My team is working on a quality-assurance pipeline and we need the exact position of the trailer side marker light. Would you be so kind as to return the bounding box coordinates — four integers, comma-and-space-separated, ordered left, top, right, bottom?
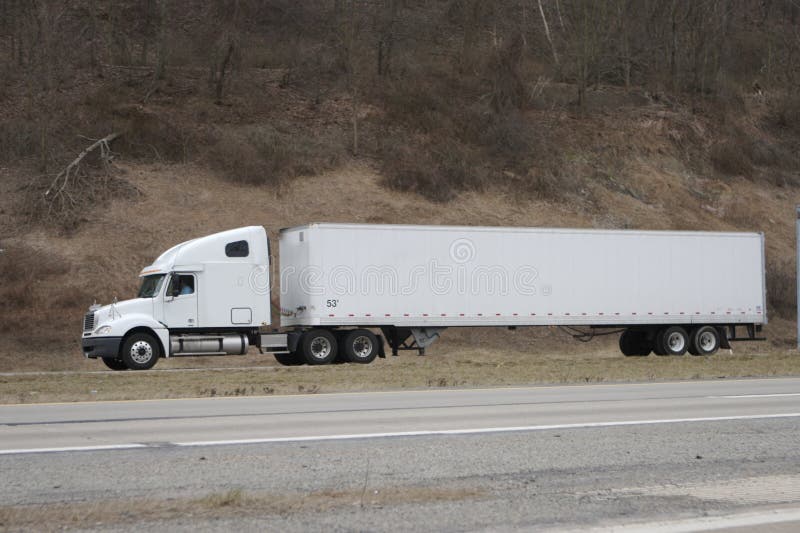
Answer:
423, 313, 429, 317
565, 313, 571, 316
459, 313, 465, 316
441, 313, 447, 317
385, 314, 391, 317
329, 314, 335, 317
478, 313, 483, 316
348, 314, 355, 317
404, 313, 409, 317
581, 313, 587, 316
496, 313, 502, 316
599, 313, 604, 315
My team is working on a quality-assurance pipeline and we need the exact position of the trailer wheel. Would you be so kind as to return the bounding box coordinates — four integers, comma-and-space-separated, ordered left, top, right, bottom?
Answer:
636, 332, 653, 356
619, 330, 644, 356
343, 329, 379, 363
689, 326, 720, 356
120, 332, 160, 370
101, 357, 128, 371
660, 326, 689, 356
653, 328, 667, 356
301, 329, 338, 365
273, 352, 305, 366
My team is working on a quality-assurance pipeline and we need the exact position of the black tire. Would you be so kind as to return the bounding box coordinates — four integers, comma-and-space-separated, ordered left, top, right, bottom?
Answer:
101, 357, 128, 371
342, 329, 379, 364
619, 329, 642, 356
689, 325, 720, 356
273, 352, 305, 366
653, 328, 667, 356
300, 329, 338, 365
660, 326, 689, 356
687, 328, 700, 355
120, 332, 161, 370
636, 331, 653, 356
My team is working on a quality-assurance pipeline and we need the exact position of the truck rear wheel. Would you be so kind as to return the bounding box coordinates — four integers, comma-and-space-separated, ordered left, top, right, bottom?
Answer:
689, 326, 720, 356
273, 352, 305, 366
660, 326, 689, 356
121, 332, 160, 370
342, 329, 379, 363
101, 357, 128, 371
301, 329, 338, 365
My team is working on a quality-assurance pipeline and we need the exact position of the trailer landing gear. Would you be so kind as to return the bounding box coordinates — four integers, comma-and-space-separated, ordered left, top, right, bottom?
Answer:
382, 327, 445, 356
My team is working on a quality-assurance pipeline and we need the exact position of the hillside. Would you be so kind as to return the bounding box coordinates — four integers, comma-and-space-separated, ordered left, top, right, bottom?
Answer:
0, 1, 799, 371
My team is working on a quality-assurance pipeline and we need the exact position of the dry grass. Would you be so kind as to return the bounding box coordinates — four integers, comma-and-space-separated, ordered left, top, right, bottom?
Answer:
0, 485, 483, 531
2, 346, 799, 405
0, 244, 92, 344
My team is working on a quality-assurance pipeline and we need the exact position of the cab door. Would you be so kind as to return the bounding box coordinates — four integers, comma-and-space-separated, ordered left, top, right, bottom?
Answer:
163, 273, 199, 328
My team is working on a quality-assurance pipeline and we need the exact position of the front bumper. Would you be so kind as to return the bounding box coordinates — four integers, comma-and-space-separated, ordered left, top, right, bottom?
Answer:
82, 336, 123, 359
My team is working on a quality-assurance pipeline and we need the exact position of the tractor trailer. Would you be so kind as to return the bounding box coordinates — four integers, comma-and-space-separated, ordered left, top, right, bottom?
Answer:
81, 224, 766, 370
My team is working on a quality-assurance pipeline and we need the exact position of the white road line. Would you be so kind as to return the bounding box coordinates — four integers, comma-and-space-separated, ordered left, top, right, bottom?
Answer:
0, 443, 147, 456
576, 507, 800, 533
709, 393, 800, 399
172, 412, 800, 447
2, 412, 798, 456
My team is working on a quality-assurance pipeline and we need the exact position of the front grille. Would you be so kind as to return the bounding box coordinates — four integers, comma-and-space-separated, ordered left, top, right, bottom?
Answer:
83, 312, 95, 332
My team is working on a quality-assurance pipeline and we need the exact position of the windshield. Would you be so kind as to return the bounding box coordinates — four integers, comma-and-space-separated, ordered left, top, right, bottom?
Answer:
137, 274, 166, 298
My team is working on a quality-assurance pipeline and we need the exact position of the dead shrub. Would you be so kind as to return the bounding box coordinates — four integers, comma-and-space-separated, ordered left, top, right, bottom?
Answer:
380, 137, 487, 202
381, 76, 464, 135
769, 93, 800, 135
0, 118, 41, 164
710, 138, 753, 178
766, 257, 795, 319
207, 125, 344, 186
20, 166, 139, 233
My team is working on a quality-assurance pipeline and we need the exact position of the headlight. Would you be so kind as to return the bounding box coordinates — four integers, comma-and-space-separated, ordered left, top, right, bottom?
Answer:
94, 325, 112, 335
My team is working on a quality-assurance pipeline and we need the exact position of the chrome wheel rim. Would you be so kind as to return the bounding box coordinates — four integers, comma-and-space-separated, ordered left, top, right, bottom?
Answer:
667, 332, 685, 352
352, 336, 373, 359
310, 337, 332, 359
698, 331, 716, 352
130, 340, 154, 364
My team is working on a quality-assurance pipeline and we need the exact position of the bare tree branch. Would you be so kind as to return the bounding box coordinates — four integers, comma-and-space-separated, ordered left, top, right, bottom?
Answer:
44, 132, 121, 198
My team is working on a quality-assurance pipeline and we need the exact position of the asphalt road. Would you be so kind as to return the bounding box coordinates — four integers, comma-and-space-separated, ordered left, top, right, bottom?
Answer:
1, 378, 799, 531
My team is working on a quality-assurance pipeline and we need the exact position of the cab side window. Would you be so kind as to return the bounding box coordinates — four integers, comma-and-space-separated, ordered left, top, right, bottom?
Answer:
168, 274, 195, 296
226, 240, 249, 257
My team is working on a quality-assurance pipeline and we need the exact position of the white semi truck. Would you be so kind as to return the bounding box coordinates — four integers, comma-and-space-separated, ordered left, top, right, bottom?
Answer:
81, 224, 766, 370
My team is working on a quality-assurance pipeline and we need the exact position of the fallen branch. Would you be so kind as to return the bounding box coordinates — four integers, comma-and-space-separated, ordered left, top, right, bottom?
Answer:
44, 132, 121, 198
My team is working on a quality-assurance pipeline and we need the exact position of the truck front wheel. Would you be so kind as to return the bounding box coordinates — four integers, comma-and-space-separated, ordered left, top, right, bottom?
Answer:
121, 332, 161, 370
343, 329, 379, 364
301, 329, 338, 365
101, 357, 128, 371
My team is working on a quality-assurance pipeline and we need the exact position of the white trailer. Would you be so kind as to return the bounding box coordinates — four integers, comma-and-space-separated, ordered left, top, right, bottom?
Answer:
81, 224, 766, 370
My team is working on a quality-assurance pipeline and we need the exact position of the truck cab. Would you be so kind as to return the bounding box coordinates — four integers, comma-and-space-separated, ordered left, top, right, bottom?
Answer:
81, 226, 271, 370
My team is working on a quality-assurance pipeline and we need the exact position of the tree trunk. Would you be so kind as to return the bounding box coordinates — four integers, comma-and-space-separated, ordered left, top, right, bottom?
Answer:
214, 40, 235, 104
154, 0, 167, 80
